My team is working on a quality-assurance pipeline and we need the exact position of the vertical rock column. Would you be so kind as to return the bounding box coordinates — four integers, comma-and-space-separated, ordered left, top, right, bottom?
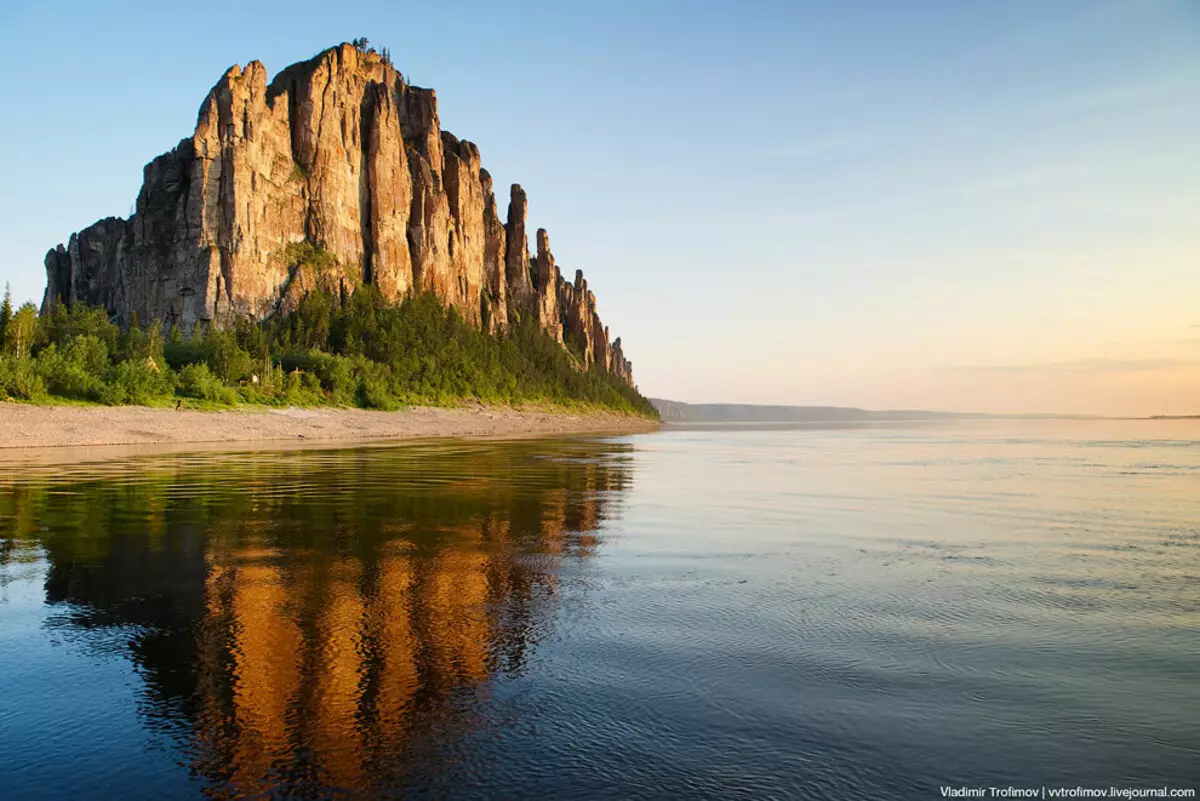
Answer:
593, 321, 612, 373
400, 85, 454, 303
480, 169, 508, 333
187, 59, 307, 326
364, 78, 414, 300
442, 133, 486, 326
562, 270, 596, 366
504, 184, 535, 324
285, 45, 390, 282
533, 229, 562, 343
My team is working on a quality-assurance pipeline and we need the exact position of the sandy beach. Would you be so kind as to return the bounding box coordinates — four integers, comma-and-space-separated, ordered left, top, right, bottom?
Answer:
0, 402, 660, 454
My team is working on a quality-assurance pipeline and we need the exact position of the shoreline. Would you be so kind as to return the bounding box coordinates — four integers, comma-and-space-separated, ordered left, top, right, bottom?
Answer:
0, 402, 660, 458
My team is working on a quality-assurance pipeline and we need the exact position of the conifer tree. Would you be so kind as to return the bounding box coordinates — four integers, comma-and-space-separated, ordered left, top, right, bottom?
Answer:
0, 283, 12, 345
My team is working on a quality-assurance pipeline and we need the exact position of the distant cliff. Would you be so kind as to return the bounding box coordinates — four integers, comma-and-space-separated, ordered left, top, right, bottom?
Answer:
42, 43, 633, 385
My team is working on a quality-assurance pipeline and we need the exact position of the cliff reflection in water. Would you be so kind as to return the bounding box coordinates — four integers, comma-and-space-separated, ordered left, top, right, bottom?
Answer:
0, 439, 633, 797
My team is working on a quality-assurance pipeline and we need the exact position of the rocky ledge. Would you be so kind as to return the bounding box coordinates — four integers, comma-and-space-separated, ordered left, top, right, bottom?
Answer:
42, 43, 633, 384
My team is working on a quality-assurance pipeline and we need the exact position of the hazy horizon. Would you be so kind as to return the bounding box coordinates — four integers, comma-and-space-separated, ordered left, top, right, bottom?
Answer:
2, 1, 1197, 417
649, 397, 1127, 419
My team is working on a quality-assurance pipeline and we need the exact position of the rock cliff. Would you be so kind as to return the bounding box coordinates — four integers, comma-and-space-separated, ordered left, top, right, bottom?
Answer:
42, 43, 634, 385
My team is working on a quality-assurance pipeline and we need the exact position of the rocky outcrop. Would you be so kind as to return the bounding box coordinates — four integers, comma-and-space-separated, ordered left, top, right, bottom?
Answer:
502, 184, 535, 323
42, 43, 634, 386
479, 170, 507, 334
533, 229, 562, 343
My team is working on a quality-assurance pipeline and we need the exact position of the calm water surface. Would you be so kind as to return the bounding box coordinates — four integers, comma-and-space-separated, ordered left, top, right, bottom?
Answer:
0, 420, 1197, 799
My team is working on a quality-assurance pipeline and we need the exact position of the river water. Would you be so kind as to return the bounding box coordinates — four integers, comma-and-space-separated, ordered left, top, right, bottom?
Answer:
0, 420, 1196, 799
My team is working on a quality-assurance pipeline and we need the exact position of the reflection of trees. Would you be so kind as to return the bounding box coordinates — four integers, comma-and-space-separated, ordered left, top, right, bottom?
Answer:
0, 440, 634, 797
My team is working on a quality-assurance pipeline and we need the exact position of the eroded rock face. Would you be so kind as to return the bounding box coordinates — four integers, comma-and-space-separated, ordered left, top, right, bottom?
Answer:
42, 43, 635, 385
503, 184, 535, 324
441, 133, 486, 326
479, 169, 508, 333
363, 79, 413, 300
533, 229, 562, 344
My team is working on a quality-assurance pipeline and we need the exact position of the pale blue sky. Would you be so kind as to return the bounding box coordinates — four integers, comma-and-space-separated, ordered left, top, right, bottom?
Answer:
1, 1, 1197, 414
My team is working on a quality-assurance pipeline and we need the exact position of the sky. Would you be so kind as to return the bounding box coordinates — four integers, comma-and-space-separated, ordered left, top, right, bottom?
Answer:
0, 0, 1197, 416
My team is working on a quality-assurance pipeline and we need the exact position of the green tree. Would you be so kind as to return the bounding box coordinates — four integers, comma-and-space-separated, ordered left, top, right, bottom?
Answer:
3, 303, 38, 358
0, 283, 12, 344
120, 311, 147, 362
145, 321, 165, 365
206, 328, 253, 384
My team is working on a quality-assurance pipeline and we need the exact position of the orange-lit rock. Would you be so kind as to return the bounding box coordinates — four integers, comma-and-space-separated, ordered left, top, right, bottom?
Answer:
42, 43, 635, 385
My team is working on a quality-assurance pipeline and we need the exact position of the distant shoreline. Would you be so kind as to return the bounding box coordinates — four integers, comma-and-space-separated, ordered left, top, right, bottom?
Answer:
647, 398, 1113, 424
0, 403, 660, 455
